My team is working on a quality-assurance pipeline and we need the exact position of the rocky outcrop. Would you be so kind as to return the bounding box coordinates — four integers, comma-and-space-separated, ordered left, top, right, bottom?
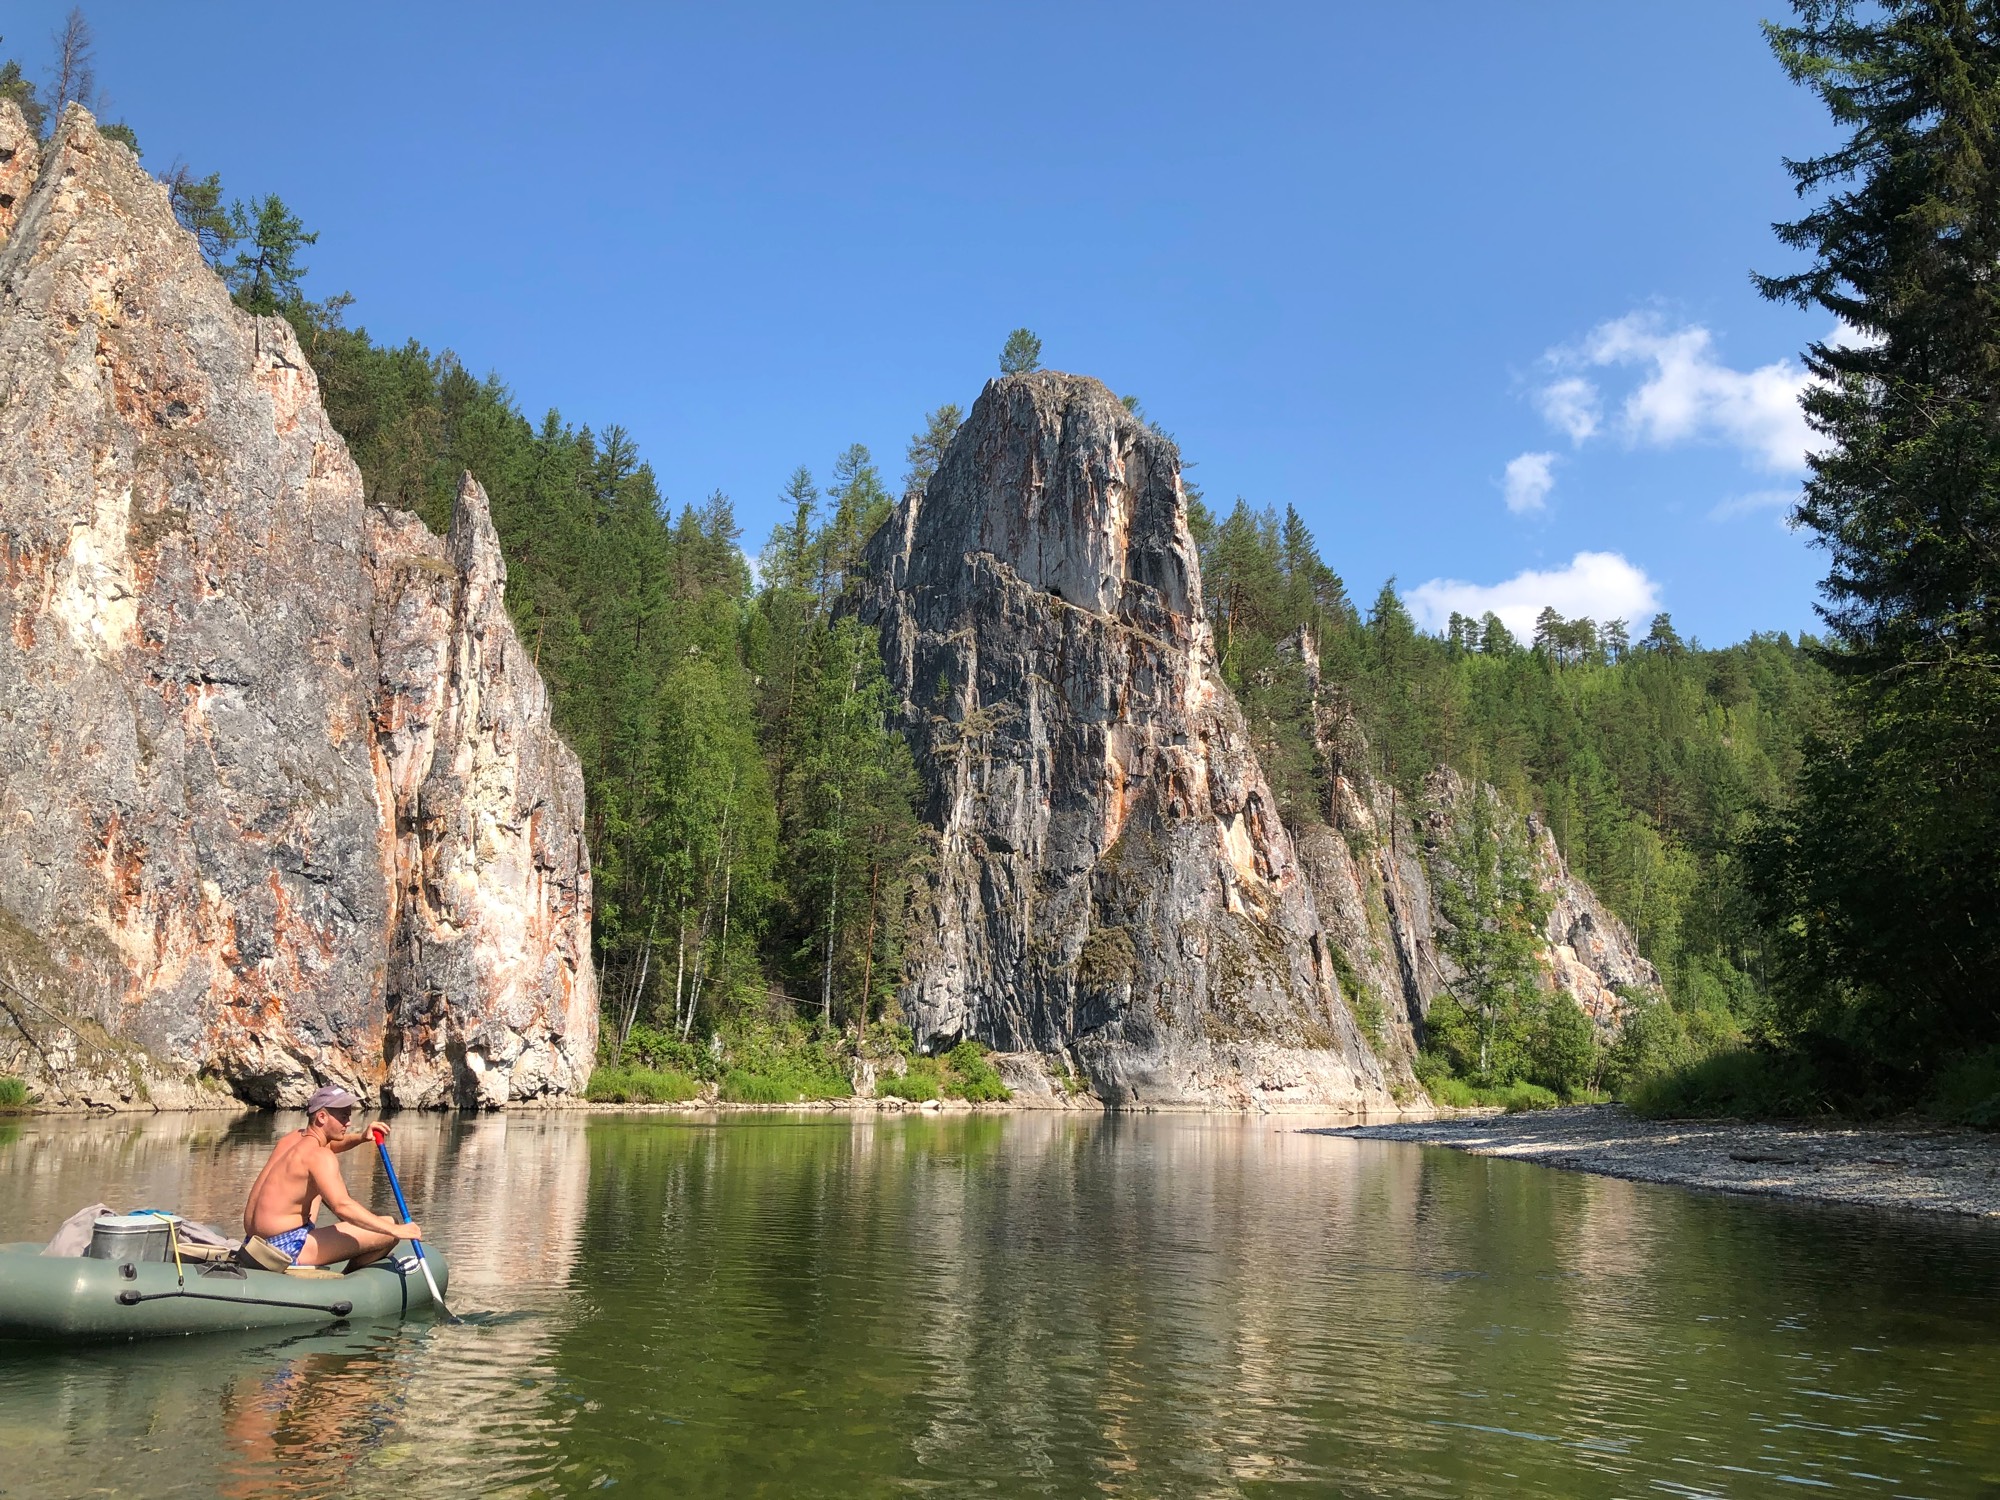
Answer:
1285, 633, 1658, 1068
0, 101, 34, 243
858, 373, 1398, 1109
0, 106, 594, 1107
858, 374, 1658, 1109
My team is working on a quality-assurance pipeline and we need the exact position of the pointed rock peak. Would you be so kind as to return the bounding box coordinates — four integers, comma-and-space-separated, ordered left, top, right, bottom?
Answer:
915, 369, 1199, 624
0, 98, 39, 244
447, 471, 507, 591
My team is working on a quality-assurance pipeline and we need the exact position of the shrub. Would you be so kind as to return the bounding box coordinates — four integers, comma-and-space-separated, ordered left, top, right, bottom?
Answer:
0, 1076, 29, 1110
876, 1057, 942, 1101
619, 1023, 723, 1082
1926, 1048, 2000, 1129
942, 1040, 1011, 1102
584, 1066, 701, 1104
1623, 1045, 1837, 1119
720, 1069, 806, 1104
1413, 1054, 1561, 1112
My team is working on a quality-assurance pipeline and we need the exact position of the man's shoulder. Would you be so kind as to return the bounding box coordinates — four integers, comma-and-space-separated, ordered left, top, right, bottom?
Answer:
272, 1131, 328, 1167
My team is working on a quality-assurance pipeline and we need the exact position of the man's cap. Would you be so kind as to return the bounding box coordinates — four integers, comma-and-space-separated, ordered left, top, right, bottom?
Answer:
304, 1084, 358, 1115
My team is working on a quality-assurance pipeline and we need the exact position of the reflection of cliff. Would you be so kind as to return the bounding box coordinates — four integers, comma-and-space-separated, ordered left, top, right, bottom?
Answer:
0, 102, 594, 1109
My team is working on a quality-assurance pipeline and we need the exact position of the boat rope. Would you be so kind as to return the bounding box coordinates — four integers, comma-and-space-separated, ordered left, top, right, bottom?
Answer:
142, 1210, 185, 1291
115, 1287, 354, 1317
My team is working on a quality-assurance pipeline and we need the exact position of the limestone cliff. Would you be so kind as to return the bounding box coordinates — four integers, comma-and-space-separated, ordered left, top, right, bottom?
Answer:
860, 372, 1658, 1108
0, 104, 595, 1107
858, 373, 1397, 1108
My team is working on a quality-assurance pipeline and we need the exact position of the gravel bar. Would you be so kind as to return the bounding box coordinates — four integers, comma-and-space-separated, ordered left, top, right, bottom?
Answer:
1313, 1105, 2000, 1219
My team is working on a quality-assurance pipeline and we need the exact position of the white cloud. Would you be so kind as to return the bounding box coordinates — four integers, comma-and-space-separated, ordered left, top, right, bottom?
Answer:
1707, 488, 1796, 523
1407, 551, 1662, 638
1502, 452, 1559, 515
1536, 313, 1815, 474
1535, 376, 1601, 444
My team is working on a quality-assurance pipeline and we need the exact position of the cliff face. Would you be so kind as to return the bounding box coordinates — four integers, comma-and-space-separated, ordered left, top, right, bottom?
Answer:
0, 104, 594, 1107
860, 373, 1658, 1107
1284, 633, 1658, 1075
858, 373, 1397, 1109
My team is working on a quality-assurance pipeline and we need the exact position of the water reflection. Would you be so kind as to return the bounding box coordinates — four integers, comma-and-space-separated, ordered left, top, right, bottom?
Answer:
2, 1112, 1998, 1498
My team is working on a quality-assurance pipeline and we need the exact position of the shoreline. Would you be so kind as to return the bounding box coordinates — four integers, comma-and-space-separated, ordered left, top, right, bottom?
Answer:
1315, 1105, 2000, 1219
2, 1094, 1436, 1120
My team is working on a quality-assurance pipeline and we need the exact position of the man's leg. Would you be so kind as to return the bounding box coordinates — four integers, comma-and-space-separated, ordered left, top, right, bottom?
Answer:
296, 1223, 401, 1271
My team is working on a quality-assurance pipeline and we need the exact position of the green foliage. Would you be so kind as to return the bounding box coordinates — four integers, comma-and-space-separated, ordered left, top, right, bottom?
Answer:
942, 1040, 1010, 1102
1075, 926, 1137, 990
871, 1042, 1011, 1102
1927, 1048, 2000, 1130
876, 1056, 942, 1101
616, 1022, 722, 1082
713, 1017, 852, 1102
162, 164, 234, 262
585, 1066, 702, 1104
225, 195, 317, 314
1429, 793, 1554, 1081
902, 404, 961, 497
0, 1076, 30, 1111
999, 328, 1043, 374
1734, 3, 2000, 1092
1623, 1045, 1838, 1120
0, 55, 46, 137
1412, 1055, 1560, 1113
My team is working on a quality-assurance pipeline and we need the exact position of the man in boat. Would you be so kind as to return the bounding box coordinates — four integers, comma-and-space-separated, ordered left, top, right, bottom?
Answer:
241, 1085, 421, 1270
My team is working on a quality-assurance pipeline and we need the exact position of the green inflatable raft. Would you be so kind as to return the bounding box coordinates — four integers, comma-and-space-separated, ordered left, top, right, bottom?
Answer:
0, 1238, 450, 1342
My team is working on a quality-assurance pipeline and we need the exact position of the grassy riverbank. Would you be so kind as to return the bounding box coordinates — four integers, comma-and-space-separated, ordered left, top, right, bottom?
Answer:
585, 1018, 1013, 1107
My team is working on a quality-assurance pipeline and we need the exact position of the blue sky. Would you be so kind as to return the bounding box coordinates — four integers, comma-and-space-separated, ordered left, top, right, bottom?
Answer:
8, 2, 1838, 645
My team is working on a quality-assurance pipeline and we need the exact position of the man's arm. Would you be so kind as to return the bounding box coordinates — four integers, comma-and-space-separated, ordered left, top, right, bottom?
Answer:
328, 1125, 376, 1155
306, 1147, 419, 1240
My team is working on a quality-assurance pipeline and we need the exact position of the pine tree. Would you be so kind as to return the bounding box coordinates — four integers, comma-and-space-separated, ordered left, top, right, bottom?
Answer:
225, 196, 317, 314
1428, 792, 1555, 1081
999, 328, 1043, 374
902, 404, 961, 497
0, 44, 47, 137
1746, 1, 2000, 1068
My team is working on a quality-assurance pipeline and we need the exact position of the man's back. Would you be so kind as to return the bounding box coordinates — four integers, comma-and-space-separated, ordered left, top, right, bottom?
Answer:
243, 1128, 323, 1238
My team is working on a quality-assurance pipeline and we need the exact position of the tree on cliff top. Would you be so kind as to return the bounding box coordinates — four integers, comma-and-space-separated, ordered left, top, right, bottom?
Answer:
226, 195, 317, 315
0, 44, 46, 137
1747, 0, 2000, 1070
999, 328, 1043, 374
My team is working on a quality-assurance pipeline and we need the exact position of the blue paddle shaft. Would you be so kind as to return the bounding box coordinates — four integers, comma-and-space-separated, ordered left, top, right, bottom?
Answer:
372, 1135, 427, 1263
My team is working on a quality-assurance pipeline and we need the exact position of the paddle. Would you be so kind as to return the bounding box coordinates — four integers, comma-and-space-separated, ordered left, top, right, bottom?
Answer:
369, 1124, 460, 1324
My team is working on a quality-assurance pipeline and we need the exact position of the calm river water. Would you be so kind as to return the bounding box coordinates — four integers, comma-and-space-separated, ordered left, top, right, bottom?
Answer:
0, 1111, 1995, 1498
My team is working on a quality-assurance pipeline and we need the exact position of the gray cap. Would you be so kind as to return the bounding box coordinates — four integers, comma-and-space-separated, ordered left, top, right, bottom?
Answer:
304, 1084, 358, 1116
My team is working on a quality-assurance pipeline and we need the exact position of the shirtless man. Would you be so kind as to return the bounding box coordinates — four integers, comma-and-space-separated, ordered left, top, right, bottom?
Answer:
242, 1085, 421, 1270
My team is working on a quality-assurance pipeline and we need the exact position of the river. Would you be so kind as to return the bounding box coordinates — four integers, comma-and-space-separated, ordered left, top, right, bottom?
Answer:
0, 1111, 1994, 1498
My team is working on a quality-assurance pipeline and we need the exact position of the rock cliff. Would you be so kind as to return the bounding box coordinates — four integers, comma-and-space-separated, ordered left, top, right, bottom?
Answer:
0, 103, 595, 1108
1282, 631, 1658, 1076
860, 372, 1658, 1107
859, 373, 1397, 1108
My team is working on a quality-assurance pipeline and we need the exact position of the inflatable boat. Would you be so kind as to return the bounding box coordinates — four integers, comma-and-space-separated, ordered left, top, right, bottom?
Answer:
0, 1232, 449, 1342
